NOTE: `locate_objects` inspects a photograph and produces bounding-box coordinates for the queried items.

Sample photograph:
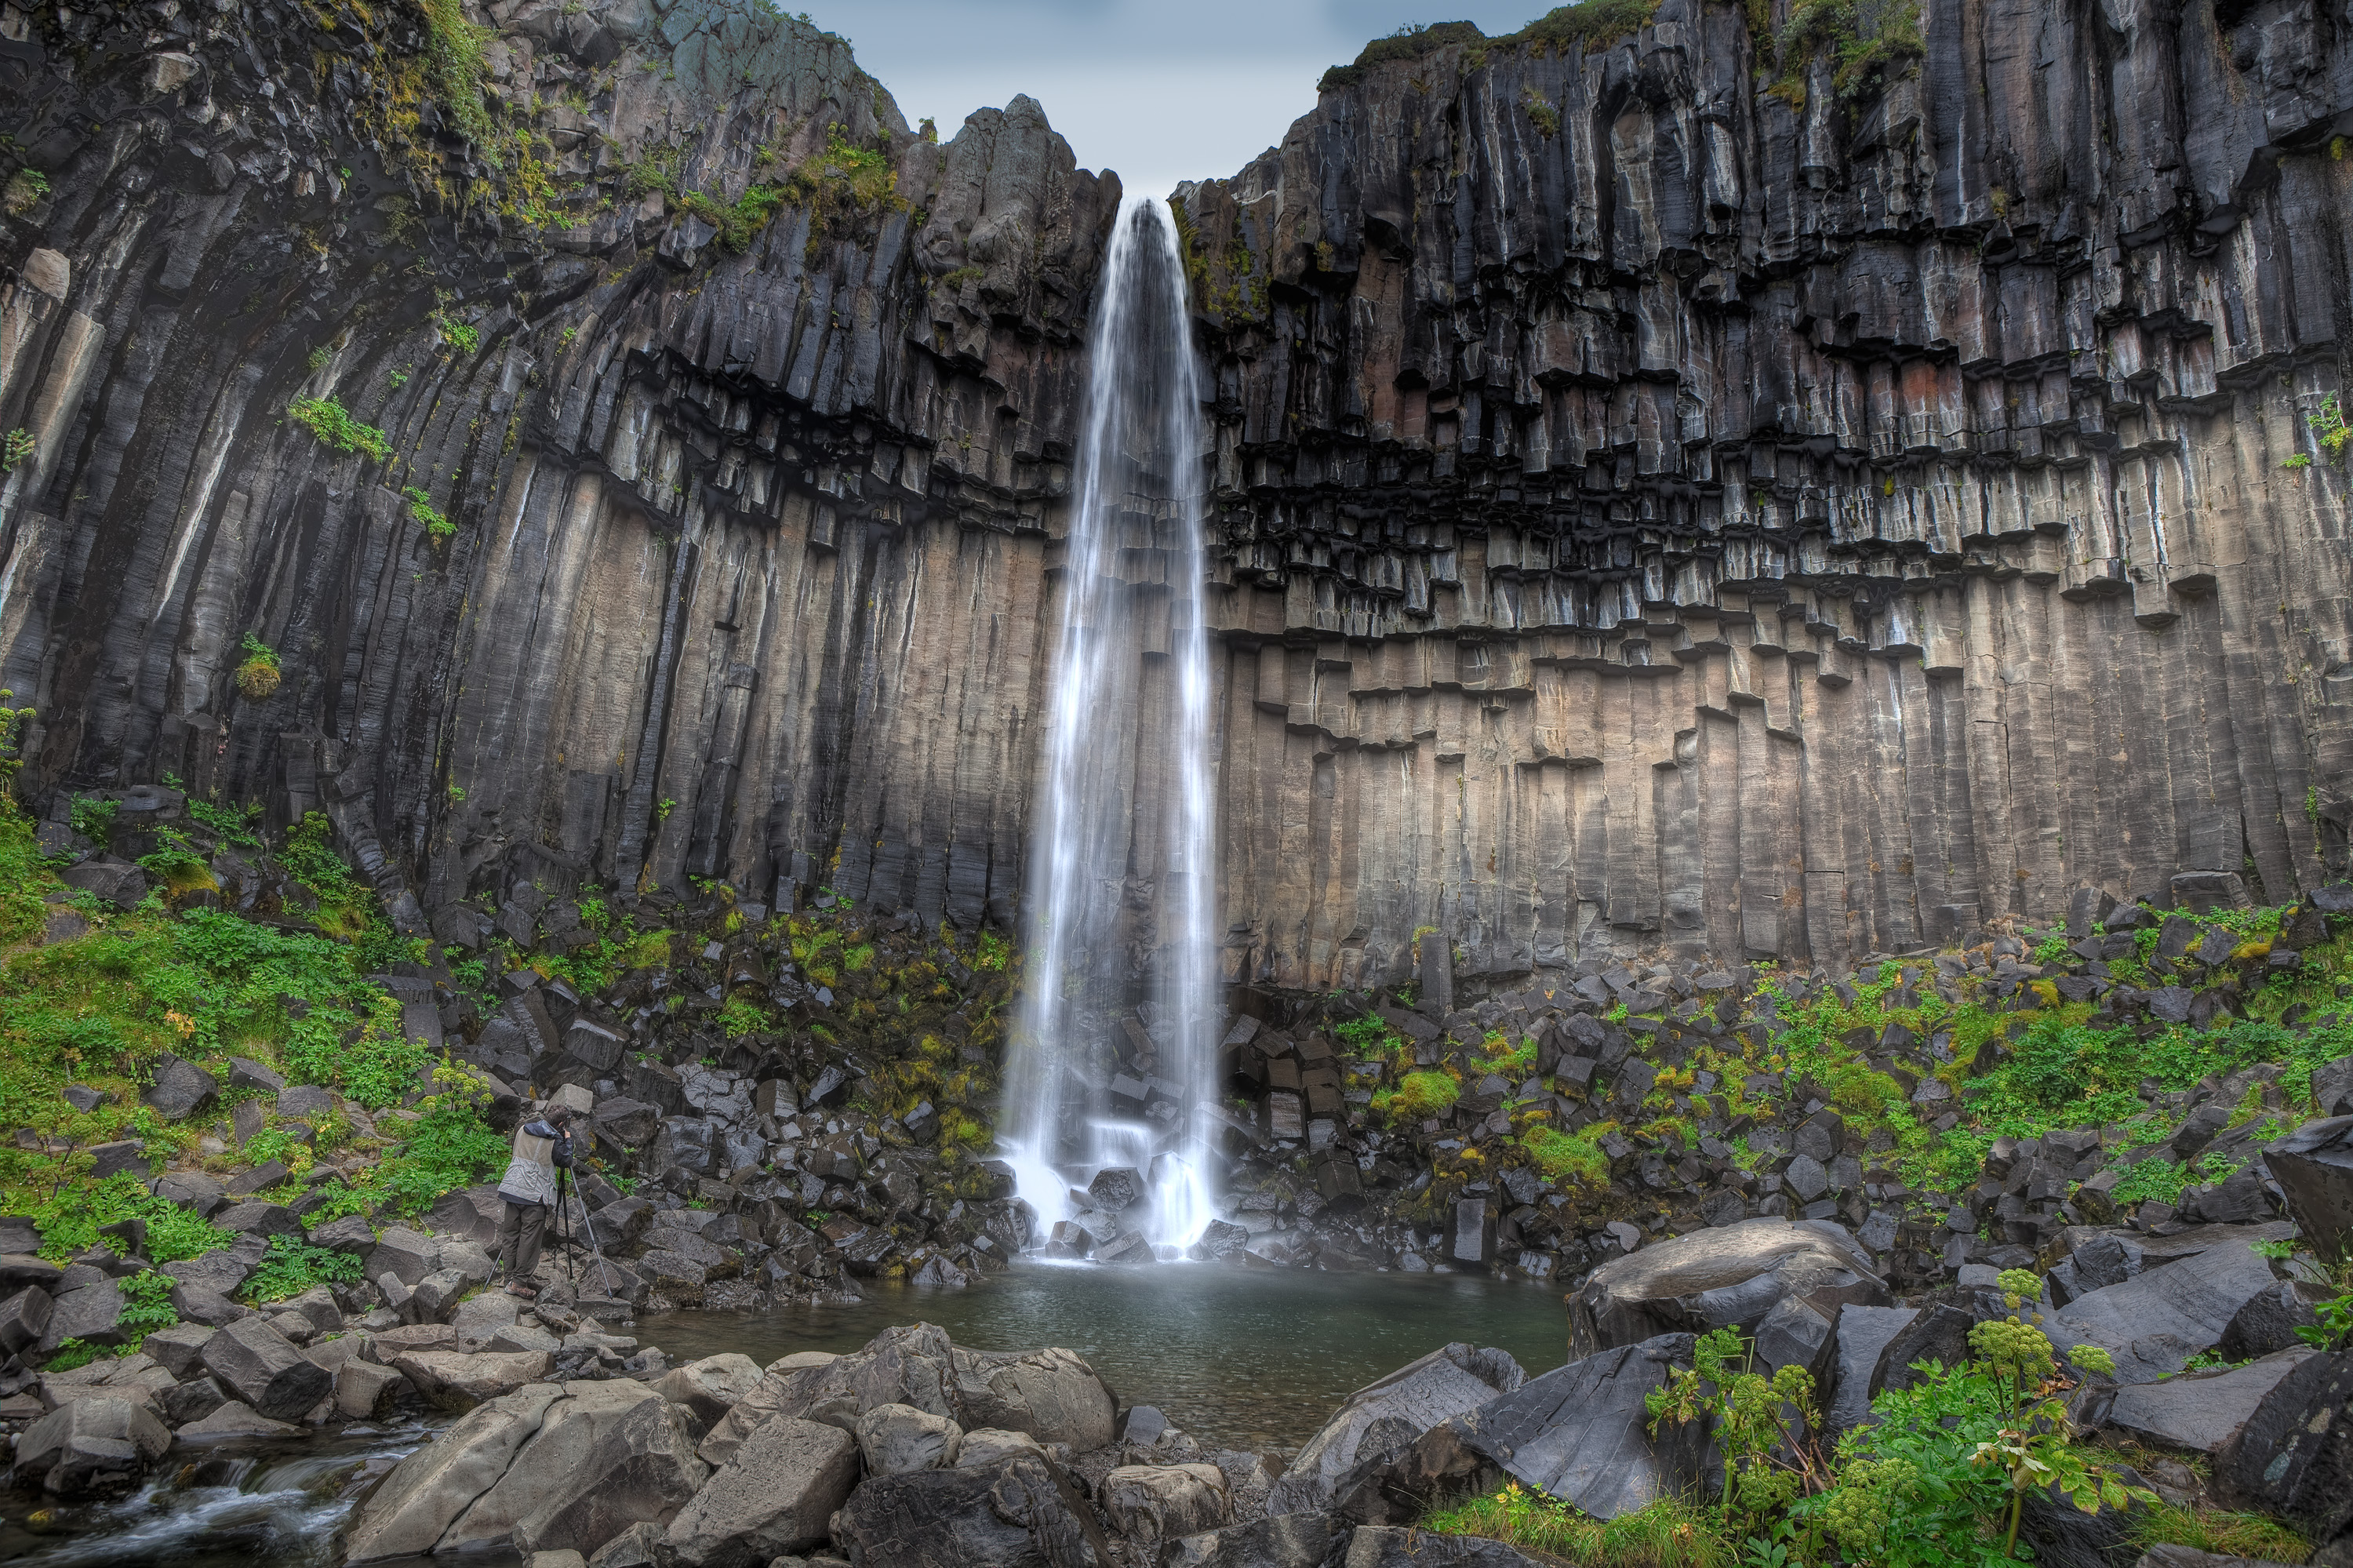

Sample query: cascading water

[998,195,1218,1260]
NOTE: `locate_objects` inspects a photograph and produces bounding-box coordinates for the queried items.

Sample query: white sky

[813,0,1555,197]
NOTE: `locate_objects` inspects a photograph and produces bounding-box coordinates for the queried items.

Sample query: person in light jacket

[494,1104,574,1297]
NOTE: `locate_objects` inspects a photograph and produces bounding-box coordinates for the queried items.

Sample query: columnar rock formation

[1,0,2348,988]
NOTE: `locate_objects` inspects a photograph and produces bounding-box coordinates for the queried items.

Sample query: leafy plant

[1794,1277,2145,1563]
[118,1270,179,1341]
[44,1338,106,1372]
[718,995,775,1039]
[434,314,480,355]
[188,799,262,849]
[236,631,283,700]
[2309,393,2349,464]
[1647,1327,1820,1534]
[69,794,119,846]
[137,828,217,894]
[404,486,455,541]
[2,427,35,472]
[242,1234,364,1302]
[286,395,391,463]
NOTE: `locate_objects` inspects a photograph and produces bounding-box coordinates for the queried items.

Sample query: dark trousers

[496,1199,548,1279]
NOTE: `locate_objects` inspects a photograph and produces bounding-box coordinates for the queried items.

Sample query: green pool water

[638,1261,1569,1450]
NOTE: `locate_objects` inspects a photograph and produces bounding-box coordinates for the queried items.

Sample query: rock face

[4,0,2346,981]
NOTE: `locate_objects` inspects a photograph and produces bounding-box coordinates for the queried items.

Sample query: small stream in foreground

[1,1265,1563,1564]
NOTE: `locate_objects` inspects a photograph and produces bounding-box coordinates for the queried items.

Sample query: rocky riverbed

[21,1197,2347,1567]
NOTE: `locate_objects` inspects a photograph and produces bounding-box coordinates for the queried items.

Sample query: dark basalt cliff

[2,0,2349,987]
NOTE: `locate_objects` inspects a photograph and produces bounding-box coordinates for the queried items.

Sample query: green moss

[1395,1069,1461,1119]
[1518,1122,1613,1190]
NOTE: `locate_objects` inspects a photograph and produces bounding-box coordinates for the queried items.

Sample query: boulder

[1566,1217,1888,1359]
[365,1227,442,1287]
[2220,1279,2330,1361]
[15,1395,172,1495]
[0,1253,66,1291]
[344,1384,570,1563]
[307,1213,378,1257]
[406,1266,475,1323]
[1160,1513,1348,1568]
[956,1427,1049,1468]
[140,1320,216,1379]
[1824,1304,1916,1434]
[1266,1343,1525,1516]
[171,1282,248,1327]
[199,1315,333,1421]
[336,1359,411,1420]
[430,1186,507,1246]
[60,858,148,910]
[950,1343,1121,1450]
[2264,1116,2353,1264]
[2213,1350,2353,1545]
[654,1352,764,1427]
[390,1349,555,1411]
[1102,1463,1231,1543]
[1340,1527,1542,1566]
[38,1279,127,1353]
[141,1053,216,1119]
[856,1400,964,1475]
[2104,1349,2321,1456]
[0,1283,54,1355]
[662,1414,860,1567]
[592,1098,662,1147]
[174,1400,300,1441]
[210,1201,303,1239]
[449,1290,522,1348]
[1435,1333,1716,1521]
[476,1383,710,1559]
[584,1523,667,1568]
[830,1451,1117,1568]
[1869,1293,2007,1397]
[2053,1235,2284,1383]
[158,1376,231,1428]
[700,1323,959,1464]
[164,1249,256,1298]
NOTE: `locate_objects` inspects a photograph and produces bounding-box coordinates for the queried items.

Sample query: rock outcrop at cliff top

[2,0,2349,981]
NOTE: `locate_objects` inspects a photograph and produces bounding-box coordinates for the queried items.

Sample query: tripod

[551,1165,623,1301]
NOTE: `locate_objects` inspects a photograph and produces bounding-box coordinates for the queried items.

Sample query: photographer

[492,1102,574,1299]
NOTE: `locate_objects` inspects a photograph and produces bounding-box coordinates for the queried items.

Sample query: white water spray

[999,195,1218,1259]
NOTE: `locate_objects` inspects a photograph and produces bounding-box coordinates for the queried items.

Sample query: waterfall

[998,195,1217,1261]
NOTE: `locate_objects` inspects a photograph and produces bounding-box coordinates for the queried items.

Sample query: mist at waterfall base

[997,196,1220,1259]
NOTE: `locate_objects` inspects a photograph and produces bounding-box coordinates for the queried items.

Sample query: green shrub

[69,794,118,846]
[20,1173,235,1264]
[404,486,455,542]
[242,1234,365,1302]
[286,395,391,463]
[118,1270,179,1342]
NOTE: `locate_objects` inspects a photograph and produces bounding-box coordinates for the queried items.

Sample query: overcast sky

[811,1,1551,198]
